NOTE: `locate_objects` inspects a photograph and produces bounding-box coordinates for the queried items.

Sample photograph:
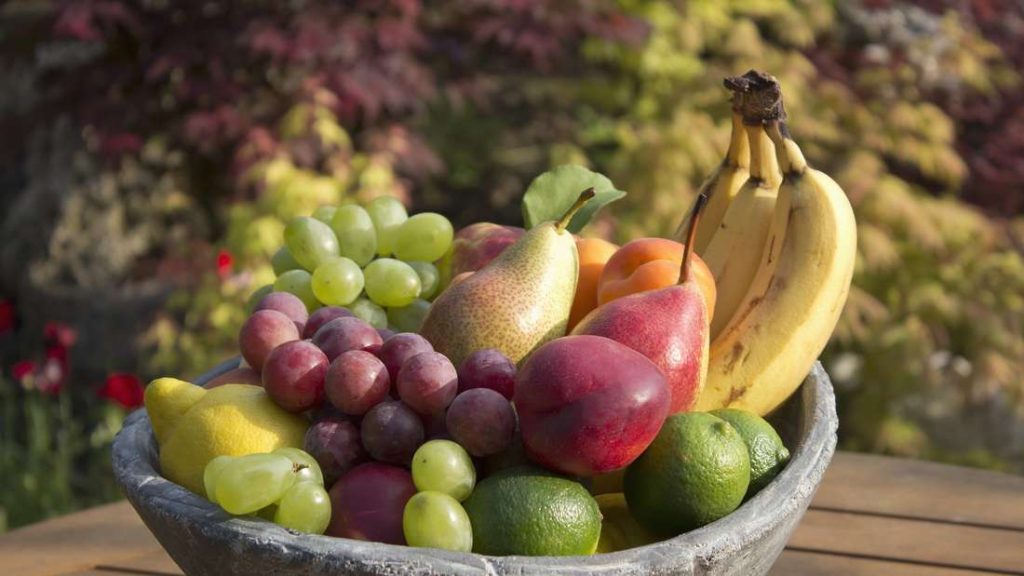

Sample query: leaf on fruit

[522,165,626,233]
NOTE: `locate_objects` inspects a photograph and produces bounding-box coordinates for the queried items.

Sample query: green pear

[420,189,595,367]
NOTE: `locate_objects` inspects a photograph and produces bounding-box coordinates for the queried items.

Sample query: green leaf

[521,165,626,233]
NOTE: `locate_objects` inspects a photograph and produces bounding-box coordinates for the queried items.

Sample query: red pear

[571,194,711,413]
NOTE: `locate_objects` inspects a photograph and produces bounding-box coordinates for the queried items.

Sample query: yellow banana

[696,121,857,415]
[676,111,750,250]
[701,123,782,339]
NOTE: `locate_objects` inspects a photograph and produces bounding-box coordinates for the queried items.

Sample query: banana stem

[766,122,808,176]
[726,112,751,169]
[679,192,708,284]
[556,188,596,232]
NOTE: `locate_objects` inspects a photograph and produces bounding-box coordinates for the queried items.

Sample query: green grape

[284,216,340,271]
[257,504,278,521]
[246,285,274,314]
[364,258,421,308]
[393,213,453,263]
[402,491,473,552]
[311,257,364,306]
[274,482,332,534]
[271,247,302,276]
[203,455,236,503]
[386,299,432,333]
[349,298,388,329]
[330,204,377,266]
[273,270,320,311]
[407,262,440,300]
[273,447,325,487]
[411,440,476,501]
[216,454,296,515]
[366,196,408,257]
[312,205,338,224]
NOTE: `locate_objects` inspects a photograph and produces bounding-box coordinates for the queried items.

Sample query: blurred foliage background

[1,0,1022,530]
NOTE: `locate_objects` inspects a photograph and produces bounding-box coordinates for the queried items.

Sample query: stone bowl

[112,360,837,576]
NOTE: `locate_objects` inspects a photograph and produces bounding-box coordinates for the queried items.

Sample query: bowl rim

[113,359,837,573]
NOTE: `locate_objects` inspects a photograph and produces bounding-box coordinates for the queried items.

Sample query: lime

[710,408,790,496]
[624,412,749,536]
[594,493,658,553]
[463,466,601,556]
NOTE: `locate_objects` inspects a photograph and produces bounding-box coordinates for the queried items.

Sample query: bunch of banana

[675,105,751,255]
[693,71,858,416]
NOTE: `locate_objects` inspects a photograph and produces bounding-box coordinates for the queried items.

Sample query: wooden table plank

[813,453,1024,530]
[770,549,1009,576]
[0,501,164,576]
[789,508,1024,574]
[98,548,181,575]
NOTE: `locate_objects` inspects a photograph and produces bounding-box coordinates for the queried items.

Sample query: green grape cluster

[403,440,476,552]
[203,447,331,534]
[260,196,453,332]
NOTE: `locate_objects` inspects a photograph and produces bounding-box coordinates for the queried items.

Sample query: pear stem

[556,188,596,232]
[679,192,708,284]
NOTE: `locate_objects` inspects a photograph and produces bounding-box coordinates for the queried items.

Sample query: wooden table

[2,453,1022,575]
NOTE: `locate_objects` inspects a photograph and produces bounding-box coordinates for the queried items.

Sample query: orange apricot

[597,238,716,319]
[568,237,620,330]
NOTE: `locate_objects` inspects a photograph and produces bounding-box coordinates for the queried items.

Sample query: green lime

[462,466,602,556]
[624,412,750,536]
[710,408,790,497]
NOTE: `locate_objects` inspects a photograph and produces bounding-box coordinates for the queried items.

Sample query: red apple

[514,335,670,476]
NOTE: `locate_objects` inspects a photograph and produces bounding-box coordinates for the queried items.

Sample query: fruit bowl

[112,358,836,576]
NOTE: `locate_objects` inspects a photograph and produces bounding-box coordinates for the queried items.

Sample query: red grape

[377,327,396,341]
[302,306,355,339]
[446,388,516,457]
[327,463,415,544]
[262,340,328,412]
[311,317,383,361]
[376,333,433,383]
[397,352,458,415]
[304,416,367,486]
[360,401,424,466]
[254,291,309,332]
[206,367,262,388]
[326,350,390,416]
[420,410,451,441]
[239,309,300,371]
[458,348,516,399]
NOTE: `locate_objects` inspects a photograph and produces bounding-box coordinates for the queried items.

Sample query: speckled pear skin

[420,221,579,367]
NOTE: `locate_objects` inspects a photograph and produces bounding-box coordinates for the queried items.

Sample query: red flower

[99,373,144,409]
[12,360,36,381]
[216,249,234,279]
[37,358,65,396]
[44,322,77,349]
[0,299,13,334]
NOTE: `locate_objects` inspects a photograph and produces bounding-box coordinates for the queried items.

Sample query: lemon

[594,493,658,553]
[148,383,308,495]
[145,378,207,445]
[463,466,601,556]
[624,412,750,536]
[710,408,790,496]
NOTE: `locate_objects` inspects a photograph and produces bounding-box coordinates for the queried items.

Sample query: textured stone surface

[112,360,837,575]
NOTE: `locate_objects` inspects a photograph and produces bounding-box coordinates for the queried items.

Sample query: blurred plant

[0,321,134,532]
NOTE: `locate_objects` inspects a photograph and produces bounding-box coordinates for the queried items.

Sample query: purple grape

[303,306,355,339]
[262,340,328,413]
[458,348,516,400]
[239,309,300,371]
[360,401,424,466]
[376,333,433,383]
[304,416,367,486]
[326,350,390,416]
[397,351,458,416]
[255,291,309,332]
[311,317,383,361]
[377,327,396,341]
[327,463,415,544]
[420,410,451,441]
[446,388,516,457]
